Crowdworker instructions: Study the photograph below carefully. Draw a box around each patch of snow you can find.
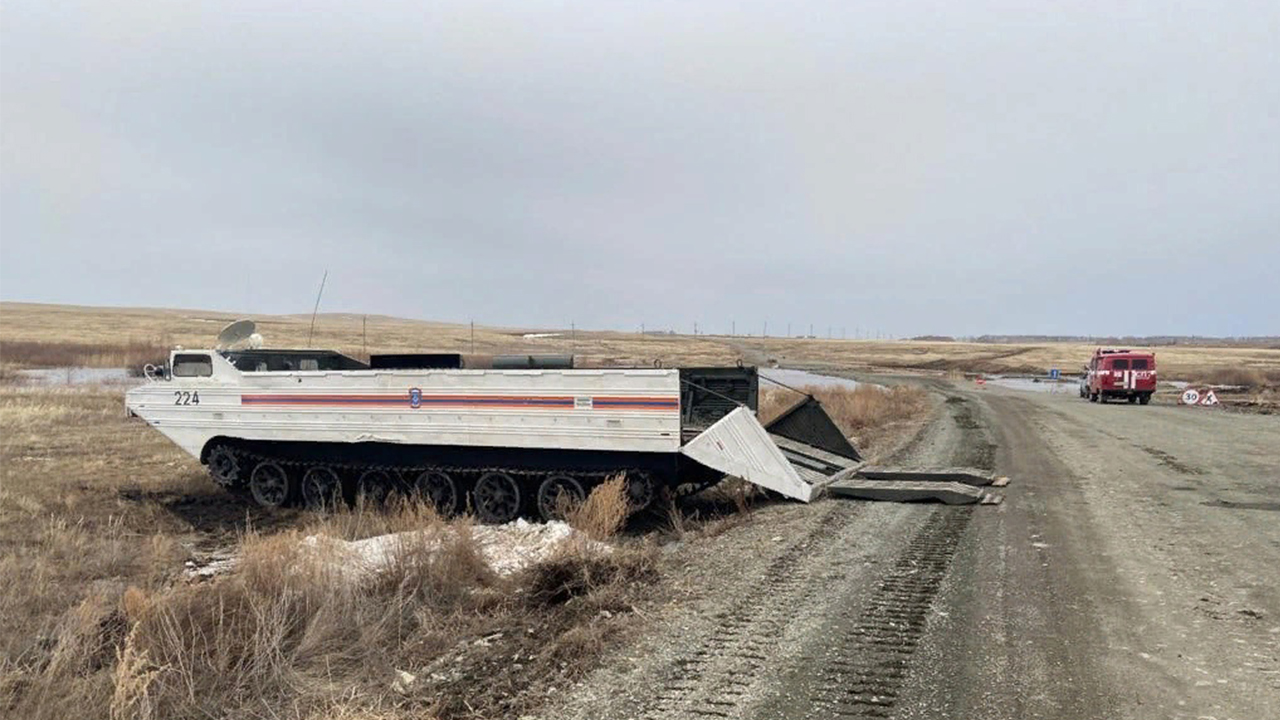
[187,519,605,581]
[521,333,562,339]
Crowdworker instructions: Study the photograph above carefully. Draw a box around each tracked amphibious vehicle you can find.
[125,322,861,523]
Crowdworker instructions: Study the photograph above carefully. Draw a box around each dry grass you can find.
[736,334,1280,388]
[1194,366,1280,389]
[759,382,930,458]
[566,474,630,541]
[0,339,170,372]
[8,301,1276,386]
[0,386,662,720]
[4,302,1278,386]
[4,501,661,720]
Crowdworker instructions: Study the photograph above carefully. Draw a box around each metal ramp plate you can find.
[855,466,998,486]
[680,407,813,502]
[828,479,996,505]
[770,434,862,491]
[765,396,862,461]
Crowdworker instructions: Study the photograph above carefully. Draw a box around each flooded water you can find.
[985,376,1079,394]
[15,367,138,386]
[760,368,863,391]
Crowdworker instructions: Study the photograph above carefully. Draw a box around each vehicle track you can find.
[776,508,972,719]
[544,375,991,720]
[636,502,865,719]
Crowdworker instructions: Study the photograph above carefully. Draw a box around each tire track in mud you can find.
[887,383,997,472]
[782,508,973,719]
[635,503,866,720]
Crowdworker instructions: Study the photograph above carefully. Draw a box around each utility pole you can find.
[809,323,814,338]
[763,321,768,338]
[470,320,475,354]
[732,320,736,337]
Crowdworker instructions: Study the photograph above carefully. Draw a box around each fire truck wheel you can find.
[414,470,459,516]
[301,466,343,510]
[536,474,585,521]
[475,472,522,524]
[1089,391,1098,403]
[249,461,291,509]
[1127,395,1137,404]
[1139,393,1151,405]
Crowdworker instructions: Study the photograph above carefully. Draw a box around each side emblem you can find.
[409,388,422,409]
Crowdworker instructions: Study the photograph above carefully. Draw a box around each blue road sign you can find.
[1049,368,1060,379]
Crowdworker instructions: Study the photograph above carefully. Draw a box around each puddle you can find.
[16,367,139,386]
[761,368,864,392]
[985,376,1079,394]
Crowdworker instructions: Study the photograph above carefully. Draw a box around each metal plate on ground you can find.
[829,479,993,505]
[855,466,998,486]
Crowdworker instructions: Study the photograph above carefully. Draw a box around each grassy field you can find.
[0,384,671,720]
[4,302,1278,388]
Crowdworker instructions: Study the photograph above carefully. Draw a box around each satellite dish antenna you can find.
[216,319,258,350]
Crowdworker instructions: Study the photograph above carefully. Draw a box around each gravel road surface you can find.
[539,380,1279,720]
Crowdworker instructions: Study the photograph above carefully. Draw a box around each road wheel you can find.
[301,466,343,510]
[355,468,398,507]
[536,474,584,521]
[625,471,656,511]
[207,445,242,489]
[249,461,291,508]
[1127,395,1137,404]
[414,470,459,516]
[1090,391,1099,403]
[475,471,522,524]
[1139,393,1151,405]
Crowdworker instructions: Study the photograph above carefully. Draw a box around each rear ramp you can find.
[765,396,861,462]
[680,407,815,502]
[765,395,863,491]
[680,396,868,502]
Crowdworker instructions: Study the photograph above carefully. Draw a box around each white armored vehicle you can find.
[126,322,861,522]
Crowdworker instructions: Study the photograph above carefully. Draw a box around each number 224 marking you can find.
[173,391,200,406]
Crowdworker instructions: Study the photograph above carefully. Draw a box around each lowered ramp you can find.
[681,407,815,502]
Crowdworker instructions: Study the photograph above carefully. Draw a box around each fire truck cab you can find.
[1083,348,1156,405]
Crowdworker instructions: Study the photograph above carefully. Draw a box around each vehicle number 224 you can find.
[174,391,200,406]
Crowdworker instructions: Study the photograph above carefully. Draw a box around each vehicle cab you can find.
[1085,348,1157,405]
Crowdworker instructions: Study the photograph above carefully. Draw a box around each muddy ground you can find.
[536,379,1280,720]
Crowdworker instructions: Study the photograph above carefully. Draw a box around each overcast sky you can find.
[2,1,1277,337]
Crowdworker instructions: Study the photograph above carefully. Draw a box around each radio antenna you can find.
[307,269,328,348]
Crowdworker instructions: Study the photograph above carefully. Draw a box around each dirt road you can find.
[542,380,1280,720]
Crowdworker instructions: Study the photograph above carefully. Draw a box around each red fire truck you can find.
[1081,348,1157,404]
